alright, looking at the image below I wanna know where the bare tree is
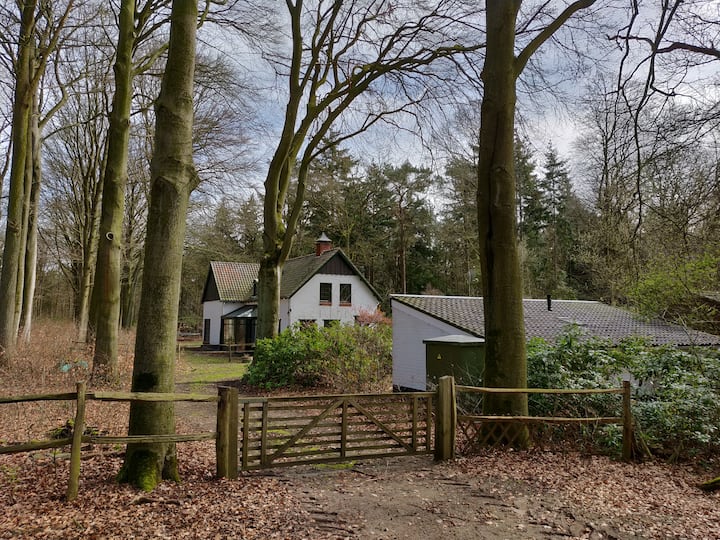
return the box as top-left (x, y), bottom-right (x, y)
top-left (476, 0), bottom-right (596, 445)
top-left (117, 0), bottom-right (197, 491)
top-left (0, 0), bottom-right (75, 362)
top-left (256, 0), bottom-right (482, 339)
top-left (91, 0), bottom-right (172, 382)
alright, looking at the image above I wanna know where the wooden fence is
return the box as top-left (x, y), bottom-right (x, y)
top-left (235, 391), bottom-right (435, 470)
top-left (0, 382), bottom-right (233, 501)
top-left (452, 379), bottom-right (634, 459)
top-left (0, 377), bottom-right (633, 501)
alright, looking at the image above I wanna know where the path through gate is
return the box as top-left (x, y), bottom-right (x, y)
top-left (236, 392), bottom-right (435, 470)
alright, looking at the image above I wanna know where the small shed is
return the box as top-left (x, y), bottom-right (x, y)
top-left (424, 334), bottom-right (485, 388)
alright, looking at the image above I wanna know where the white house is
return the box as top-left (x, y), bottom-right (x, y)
top-left (201, 236), bottom-right (381, 349)
top-left (392, 294), bottom-right (720, 391)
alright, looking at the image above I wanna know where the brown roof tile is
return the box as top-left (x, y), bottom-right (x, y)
top-left (210, 261), bottom-right (259, 302)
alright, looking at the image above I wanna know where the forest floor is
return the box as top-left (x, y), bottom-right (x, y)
top-left (1, 325), bottom-right (719, 538)
top-left (2, 381), bottom-right (718, 539)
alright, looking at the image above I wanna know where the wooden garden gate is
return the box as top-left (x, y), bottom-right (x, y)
top-left (235, 391), bottom-right (435, 470)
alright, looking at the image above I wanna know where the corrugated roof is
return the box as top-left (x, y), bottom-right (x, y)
top-left (392, 295), bottom-right (720, 347)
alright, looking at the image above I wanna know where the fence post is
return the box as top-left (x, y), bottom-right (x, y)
top-left (216, 386), bottom-right (238, 479)
top-left (67, 381), bottom-right (87, 501)
top-left (434, 376), bottom-right (456, 461)
top-left (622, 380), bottom-right (633, 461)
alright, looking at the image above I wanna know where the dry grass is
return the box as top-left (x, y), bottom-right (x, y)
top-left (0, 321), bottom-right (317, 539)
top-left (0, 321), bottom-right (137, 446)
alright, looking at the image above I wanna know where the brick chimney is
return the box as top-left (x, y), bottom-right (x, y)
top-left (315, 232), bottom-right (333, 256)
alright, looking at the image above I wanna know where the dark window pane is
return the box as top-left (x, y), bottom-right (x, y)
top-left (320, 282), bottom-right (332, 304)
top-left (340, 283), bottom-right (352, 305)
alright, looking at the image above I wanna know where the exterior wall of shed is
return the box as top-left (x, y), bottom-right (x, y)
top-left (279, 274), bottom-right (379, 331)
top-left (391, 300), bottom-right (472, 391)
top-left (202, 300), bottom-right (243, 345)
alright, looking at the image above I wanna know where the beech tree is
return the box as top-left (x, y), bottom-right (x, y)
top-left (92, 0), bottom-right (172, 382)
top-left (477, 0), bottom-right (596, 444)
top-left (118, 0), bottom-right (197, 491)
top-left (0, 0), bottom-right (75, 362)
top-left (256, 0), bottom-right (481, 339)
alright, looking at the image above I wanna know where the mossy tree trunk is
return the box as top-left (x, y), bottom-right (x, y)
top-left (119, 0), bottom-right (197, 491)
top-left (91, 0), bottom-right (136, 382)
top-left (0, 0), bottom-right (74, 361)
top-left (477, 0), bottom-right (595, 446)
top-left (477, 0), bottom-right (529, 446)
top-left (20, 94), bottom-right (42, 343)
top-left (0, 0), bottom-right (36, 363)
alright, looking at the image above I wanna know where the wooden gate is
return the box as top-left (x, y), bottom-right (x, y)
top-left (237, 392), bottom-right (434, 470)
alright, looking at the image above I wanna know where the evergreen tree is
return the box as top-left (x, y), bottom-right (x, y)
top-left (537, 144), bottom-right (574, 296)
top-left (436, 155), bottom-right (482, 295)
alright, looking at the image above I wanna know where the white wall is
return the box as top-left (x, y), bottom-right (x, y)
top-left (391, 299), bottom-right (470, 390)
top-left (281, 274), bottom-right (379, 331)
top-left (202, 300), bottom-right (243, 345)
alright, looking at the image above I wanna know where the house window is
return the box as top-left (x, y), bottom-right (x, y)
top-left (299, 319), bottom-right (317, 327)
top-left (222, 319), bottom-right (235, 344)
top-left (323, 319), bottom-right (339, 328)
top-left (320, 282), bottom-right (332, 304)
top-left (339, 283), bottom-right (352, 305)
top-left (203, 319), bottom-right (210, 344)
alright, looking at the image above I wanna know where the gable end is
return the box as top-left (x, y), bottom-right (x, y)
top-left (202, 271), bottom-right (220, 302)
top-left (318, 254), bottom-right (355, 276)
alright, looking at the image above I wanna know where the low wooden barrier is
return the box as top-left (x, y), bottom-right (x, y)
top-left (0, 378), bottom-right (634, 502)
top-left (0, 383), bottom-right (237, 501)
top-left (234, 391), bottom-right (434, 470)
top-left (453, 379), bottom-right (633, 460)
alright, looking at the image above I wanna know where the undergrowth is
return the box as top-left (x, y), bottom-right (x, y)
top-left (243, 316), bottom-right (392, 393)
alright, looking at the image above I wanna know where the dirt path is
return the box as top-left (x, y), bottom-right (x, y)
top-left (175, 385), bottom-right (634, 539)
top-left (259, 455), bottom-right (627, 540)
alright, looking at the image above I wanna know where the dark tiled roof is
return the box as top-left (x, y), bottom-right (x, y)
top-left (391, 295), bottom-right (720, 347)
top-left (208, 248), bottom-right (381, 302)
top-left (280, 248), bottom-right (341, 298)
top-left (210, 261), bottom-right (259, 302)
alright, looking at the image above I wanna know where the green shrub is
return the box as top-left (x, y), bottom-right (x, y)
top-left (243, 320), bottom-right (392, 391)
top-left (527, 329), bottom-right (720, 459)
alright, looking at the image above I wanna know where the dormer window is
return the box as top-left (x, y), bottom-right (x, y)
top-left (252, 279), bottom-right (258, 297)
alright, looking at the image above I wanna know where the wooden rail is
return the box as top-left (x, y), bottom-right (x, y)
top-left (236, 391), bottom-right (435, 470)
top-left (1, 378), bottom-right (635, 503)
top-left (0, 383), bottom-right (235, 502)
top-left (451, 380), bottom-right (634, 460)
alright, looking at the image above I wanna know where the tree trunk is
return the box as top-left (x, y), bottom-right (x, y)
top-left (0, 1), bottom-right (36, 362)
top-left (257, 256), bottom-right (282, 339)
top-left (118, 0), bottom-right (197, 491)
top-left (92, 0), bottom-right (136, 382)
top-left (20, 94), bottom-right (42, 344)
top-left (477, 0), bottom-right (529, 446)
top-left (13, 102), bottom-right (35, 338)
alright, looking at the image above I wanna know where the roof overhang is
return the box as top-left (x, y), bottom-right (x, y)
top-left (222, 305), bottom-right (257, 319)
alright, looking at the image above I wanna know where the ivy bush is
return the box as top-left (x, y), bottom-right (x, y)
top-left (243, 318), bottom-right (392, 392)
top-left (527, 328), bottom-right (720, 459)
